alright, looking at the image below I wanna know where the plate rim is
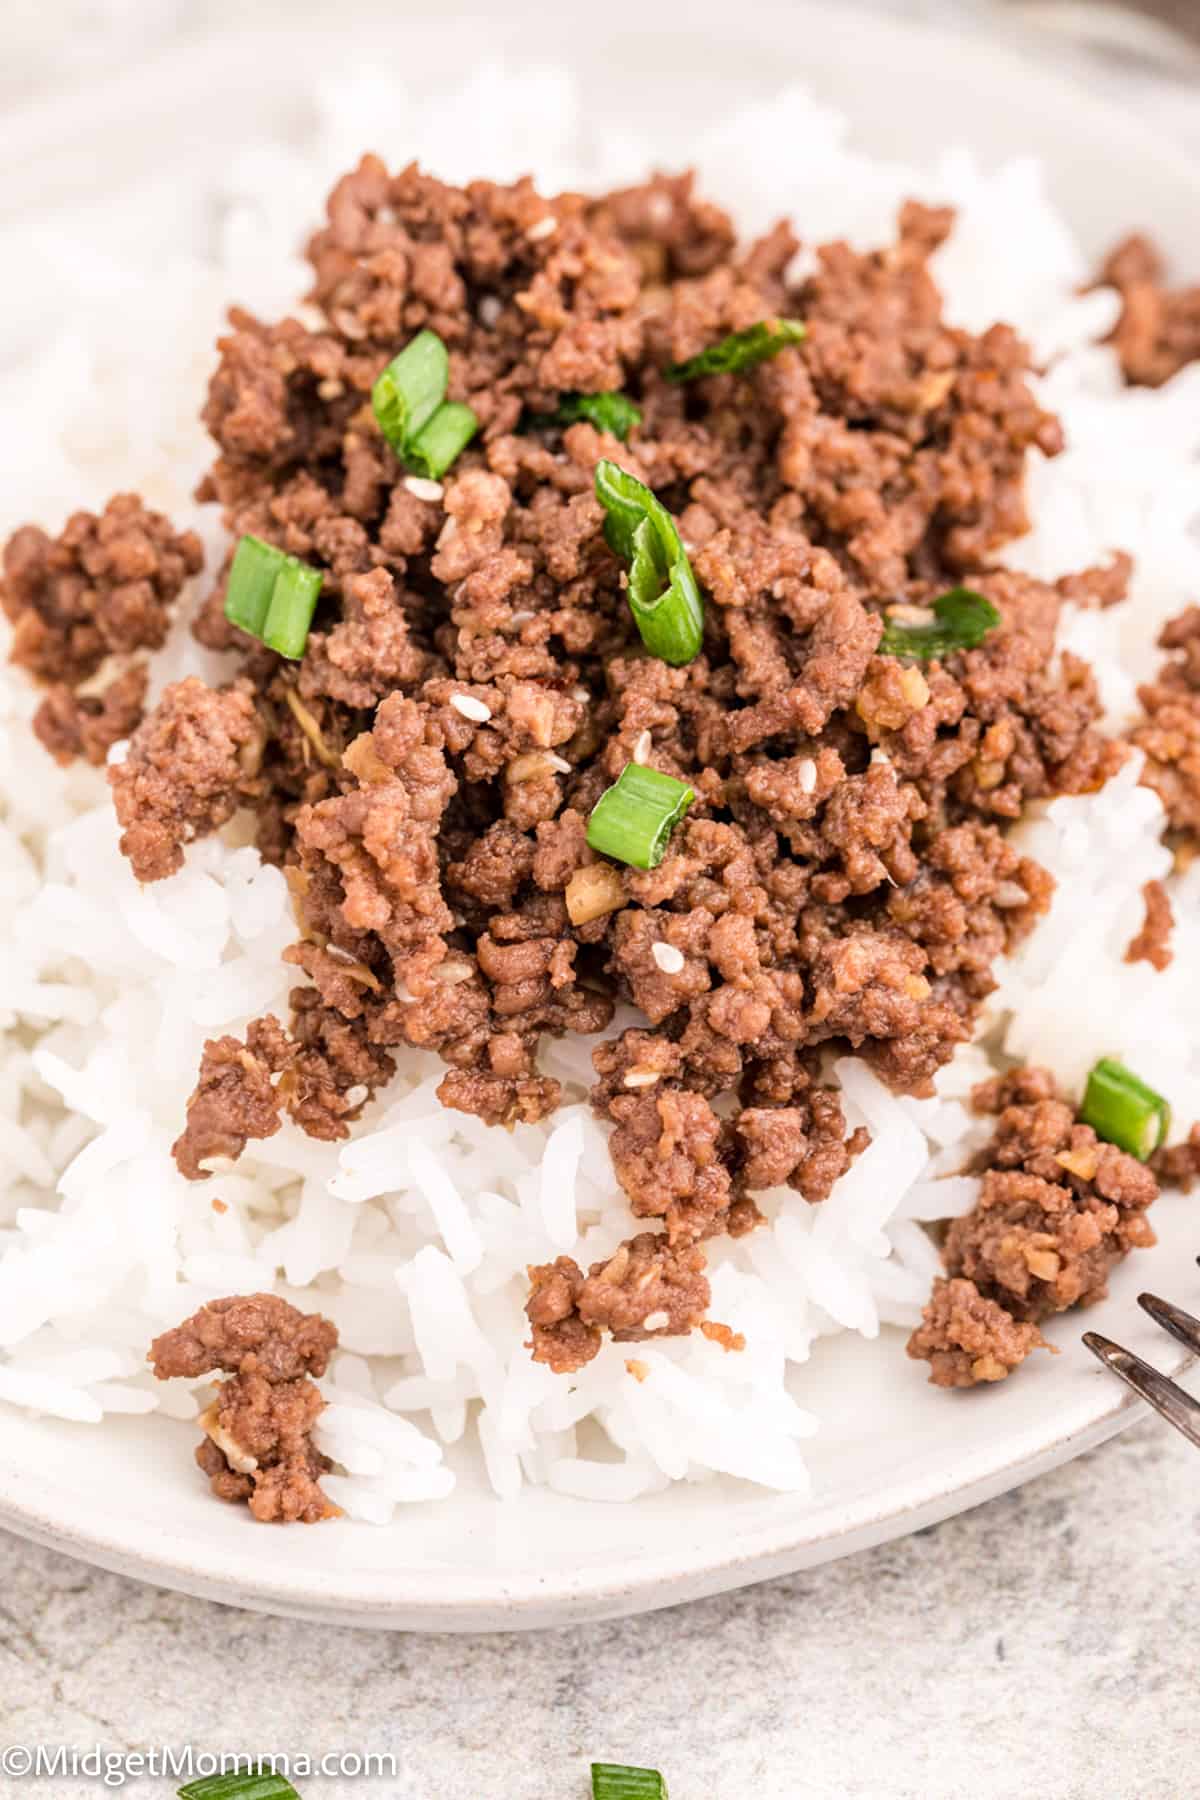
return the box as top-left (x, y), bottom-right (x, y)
top-left (3, 1), bottom-right (1200, 1630)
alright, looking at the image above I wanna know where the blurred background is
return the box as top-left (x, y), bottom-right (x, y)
top-left (3, 0), bottom-right (1200, 129)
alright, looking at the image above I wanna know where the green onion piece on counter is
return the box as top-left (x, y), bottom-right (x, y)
top-left (406, 400), bottom-right (481, 479)
top-left (586, 762), bottom-right (694, 871)
top-left (878, 586), bottom-right (1001, 663)
top-left (594, 459), bottom-right (704, 666)
top-left (1080, 1058), bottom-right (1171, 1162)
top-left (549, 391), bottom-right (642, 441)
top-left (223, 535), bottom-right (323, 660)
top-left (591, 1763), bottom-right (669, 1800)
top-left (260, 556), bottom-right (324, 659)
top-left (224, 534), bottom-right (286, 638)
top-left (177, 1770), bottom-right (302, 1800)
top-left (371, 327), bottom-right (449, 454)
top-left (664, 317), bottom-right (806, 383)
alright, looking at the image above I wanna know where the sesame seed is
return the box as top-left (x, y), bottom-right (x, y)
top-left (651, 942), bottom-right (685, 975)
top-left (396, 982), bottom-right (417, 1006)
top-left (404, 475), bottom-right (444, 503)
top-left (631, 730), bottom-right (652, 765)
top-left (798, 757), bottom-right (817, 794)
top-left (344, 1084), bottom-right (368, 1108)
top-left (870, 747), bottom-right (891, 766)
top-left (450, 693), bottom-right (491, 722)
top-left (643, 1311), bottom-right (670, 1332)
top-left (546, 753), bottom-right (572, 775)
top-left (623, 1070), bottom-right (661, 1089)
top-left (993, 881), bottom-right (1029, 908)
top-left (478, 295), bottom-right (502, 326)
top-left (526, 215), bottom-right (557, 242)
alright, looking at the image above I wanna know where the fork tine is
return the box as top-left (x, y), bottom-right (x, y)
top-left (1137, 1292), bottom-right (1200, 1357)
top-left (1082, 1332), bottom-right (1200, 1450)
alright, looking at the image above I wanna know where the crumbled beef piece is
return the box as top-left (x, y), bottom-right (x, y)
top-left (1094, 232), bottom-right (1200, 387)
top-left (1130, 607), bottom-right (1200, 845)
top-left (149, 1294), bottom-right (339, 1523)
top-left (1125, 878), bottom-right (1174, 971)
top-left (110, 676), bottom-right (266, 881)
top-left (32, 665), bottom-right (148, 767)
top-left (172, 1018), bottom-right (288, 1179)
top-left (525, 1233), bottom-right (711, 1374)
top-left (1, 494), bottom-right (202, 688)
top-left (908, 1277), bottom-right (1047, 1388)
top-left (909, 1070), bottom-right (1161, 1387)
top-left (1153, 1123), bottom-right (1200, 1193)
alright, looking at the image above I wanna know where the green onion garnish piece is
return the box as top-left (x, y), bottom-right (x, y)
top-left (878, 586), bottom-right (1001, 663)
top-left (586, 762), bottom-right (694, 870)
top-left (406, 400), bottom-right (480, 479)
top-left (591, 1763), bottom-right (669, 1800)
top-left (548, 391), bottom-right (642, 441)
top-left (371, 327), bottom-right (449, 455)
top-left (223, 535), bottom-right (322, 660)
top-left (664, 317), bottom-right (806, 383)
top-left (594, 459), bottom-right (704, 666)
top-left (261, 556), bottom-right (323, 659)
top-left (1079, 1058), bottom-right (1171, 1162)
top-left (224, 534), bottom-right (286, 638)
top-left (177, 1771), bottom-right (301, 1800)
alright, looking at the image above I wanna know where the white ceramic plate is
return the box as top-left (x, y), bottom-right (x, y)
top-left (2, 2), bottom-right (1199, 1631)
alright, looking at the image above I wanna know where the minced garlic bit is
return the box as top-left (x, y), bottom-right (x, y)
top-left (197, 1402), bottom-right (258, 1475)
top-left (450, 692), bottom-right (492, 722)
top-left (565, 862), bottom-right (625, 926)
top-left (651, 941), bottom-right (685, 975)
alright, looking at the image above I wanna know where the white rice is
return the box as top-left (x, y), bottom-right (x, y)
top-left (1, 70), bottom-right (1198, 1519)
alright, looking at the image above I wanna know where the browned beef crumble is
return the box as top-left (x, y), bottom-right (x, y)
top-left (1130, 606), bottom-right (1200, 850)
top-left (908, 1068), bottom-right (1160, 1387)
top-left (0, 494), bottom-right (203, 765)
top-left (6, 160), bottom-right (1156, 1373)
top-left (1094, 233), bottom-right (1200, 388)
top-left (148, 1294), bottom-right (339, 1522)
top-left (1125, 877), bottom-right (1174, 972)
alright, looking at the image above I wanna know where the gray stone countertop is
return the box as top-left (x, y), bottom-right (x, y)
top-left (1, 3), bottom-right (1198, 1797)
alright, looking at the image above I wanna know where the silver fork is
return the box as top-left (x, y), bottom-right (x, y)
top-left (1084, 1276), bottom-right (1200, 1449)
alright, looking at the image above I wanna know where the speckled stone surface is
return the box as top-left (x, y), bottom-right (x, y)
top-left (2, 3), bottom-right (1198, 1795)
top-left (1, 1416), bottom-right (1196, 1798)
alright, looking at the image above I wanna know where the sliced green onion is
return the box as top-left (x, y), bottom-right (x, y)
top-left (224, 534), bottom-right (286, 638)
top-left (547, 391), bottom-right (642, 441)
top-left (260, 557), bottom-right (323, 660)
top-left (586, 762), bottom-right (694, 870)
top-left (1080, 1058), bottom-right (1171, 1162)
top-left (664, 317), bottom-right (806, 383)
top-left (591, 1763), bottom-right (669, 1800)
top-left (177, 1771), bottom-right (301, 1800)
top-left (594, 459), bottom-right (704, 666)
top-left (406, 400), bottom-right (480, 479)
top-left (371, 328), bottom-right (448, 455)
top-left (878, 587), bottom-right (1001, 663)
top-left (223, 536), bottom-right (323, 660)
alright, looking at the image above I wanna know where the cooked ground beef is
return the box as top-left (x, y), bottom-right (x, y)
top-left (1130, 606), bottom-right (1200, 849)
top-left (1094, 233), bottom-right (1200, 388)
top-left (1125, 877), bottom-right (1174, 971)
top-left (5, 160), bottom-right (1159, 1373)
top-left (148, 1293), bottom-right (339, 1522)
top-left (908, 1068), bottom-right (1159, 1387)
top-left (0, 493), bottom-right (202, 765)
